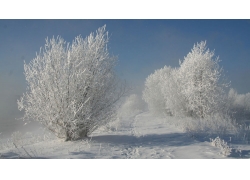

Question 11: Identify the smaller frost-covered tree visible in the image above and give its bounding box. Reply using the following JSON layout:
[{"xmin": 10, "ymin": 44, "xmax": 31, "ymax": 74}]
[
  {"xmin": 142, "ymin": 66, "xmax": 188, "ymax": 117},
  {"xmin": 17, "ymin": 25, "xmax": 125, "ymax": 141},
  {"xmin": 143, "ymin": 41, "xmax": 228, "ymax": 119},
  {"xmin": 178, "ymin": 41, "xmax": 227, "ymax": 118},
  {"xmin": 142, "ymin": 41, "xmax": 241, "ymax": 135},
  {"xmin": 142, "ymin": 67, "xmax": 170, "ymax": 115}
]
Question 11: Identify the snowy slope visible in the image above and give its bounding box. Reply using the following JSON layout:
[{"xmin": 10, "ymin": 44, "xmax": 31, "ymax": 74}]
[{"xmin": 1, "ymin": 111, "xmax": 250, "ymax": 159}]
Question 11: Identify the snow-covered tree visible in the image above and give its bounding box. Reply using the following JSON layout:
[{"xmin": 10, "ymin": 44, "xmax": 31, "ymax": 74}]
[
  {"xmin": 142, "ymin": 41, "xmax": 242, "ymax": 136},
  {"xmin": 178, "ymin": 41, "xmax": 227, "ymax": 118},
  {"xmin": 143, "ymin": 41, "xmax": 228, "ymax": 119},
  {"xmin": 142, "ymin": 66, "xmax": 188, "ymax": 117},
  {"xmin": 142, "ymin": 67, "xmax": 170, "ymax": 115},
  {"xmin": 17, "ymin": 25, "xmax": 125, "ymax": 141}
]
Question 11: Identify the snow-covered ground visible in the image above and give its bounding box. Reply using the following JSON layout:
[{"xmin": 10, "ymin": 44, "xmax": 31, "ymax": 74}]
[{"xmin": 1, "ymin": 111, "xmax": 250, "ymax": 159}]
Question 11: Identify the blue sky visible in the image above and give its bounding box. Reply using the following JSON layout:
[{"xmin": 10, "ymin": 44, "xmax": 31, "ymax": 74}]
[{"xmin": 1, "ymin": 19, "xmax": 250, "ymax": 135}]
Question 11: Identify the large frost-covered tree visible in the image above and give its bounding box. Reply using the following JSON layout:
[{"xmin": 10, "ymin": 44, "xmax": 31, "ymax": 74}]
[
  {"xmin": 17, "ymin": 25, "xmax": 125, "ymax": 141},
  {"xmin": 178, "ymin": 41, "xmax": 227, "ymax": 118}
]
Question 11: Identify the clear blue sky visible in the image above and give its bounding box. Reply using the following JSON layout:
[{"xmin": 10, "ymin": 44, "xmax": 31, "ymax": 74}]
[{"xmin": 1, "ymin": 19, "xmax": 250, "ymax": 135}]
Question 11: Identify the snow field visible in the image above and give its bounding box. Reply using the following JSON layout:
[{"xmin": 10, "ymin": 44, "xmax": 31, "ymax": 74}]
[{"xmin": 2, "ymin": 111, "xmax": 248, "ymax": 159}]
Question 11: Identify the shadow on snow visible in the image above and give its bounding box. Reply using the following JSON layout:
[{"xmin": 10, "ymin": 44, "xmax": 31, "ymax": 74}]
[{"xmin": 89, "ymin": 132, "xmax": 195, "ymax": 148}]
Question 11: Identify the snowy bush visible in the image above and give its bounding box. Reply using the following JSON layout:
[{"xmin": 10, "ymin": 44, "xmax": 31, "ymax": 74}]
[
  {"xmin": 17, "ymin": 25, "xmax": 125, "ymax": 141},
  {"xmin": 210, "ymin": 137, "xmax": 232, "ymax": 156},
  {"xmin": 164, "ymin": 112, "xmax": 238, "ymax": 137},
  {"xmin": 184, "ymin": 113, "xmax": 239, "ymax": 135}
]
